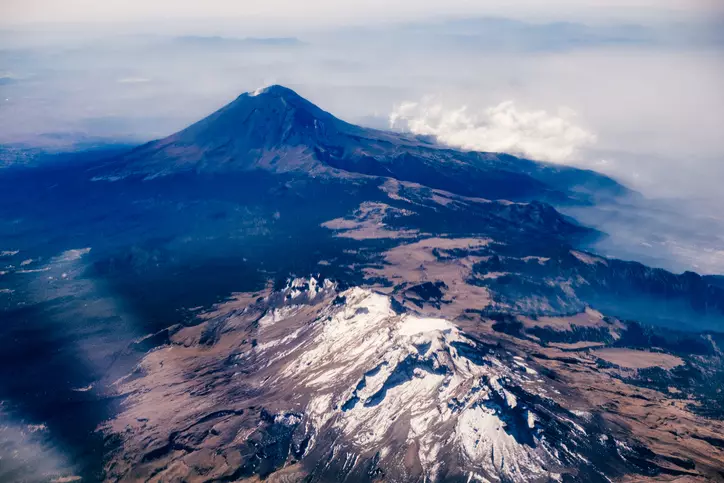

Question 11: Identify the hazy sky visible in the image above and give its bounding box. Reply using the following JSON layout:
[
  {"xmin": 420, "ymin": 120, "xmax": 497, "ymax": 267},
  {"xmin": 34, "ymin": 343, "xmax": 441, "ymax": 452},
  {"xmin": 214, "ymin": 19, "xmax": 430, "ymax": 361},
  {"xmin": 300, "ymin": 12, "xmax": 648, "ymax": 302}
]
[{"xmin": 3, "ymin": 0, "xmax": 722, "ymax": 27}]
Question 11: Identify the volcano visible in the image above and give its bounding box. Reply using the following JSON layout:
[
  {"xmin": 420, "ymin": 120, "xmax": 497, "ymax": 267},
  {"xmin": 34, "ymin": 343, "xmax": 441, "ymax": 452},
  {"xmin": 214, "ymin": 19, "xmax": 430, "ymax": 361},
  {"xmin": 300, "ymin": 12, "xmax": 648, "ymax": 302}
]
[{"xmin": 104, "ymin": 85, "xmax": 627, "ymax": 203}]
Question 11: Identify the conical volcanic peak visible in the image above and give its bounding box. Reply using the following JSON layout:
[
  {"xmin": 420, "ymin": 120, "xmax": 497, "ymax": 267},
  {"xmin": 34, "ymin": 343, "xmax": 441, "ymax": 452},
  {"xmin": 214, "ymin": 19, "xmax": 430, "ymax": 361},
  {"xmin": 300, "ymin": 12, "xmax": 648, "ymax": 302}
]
[
  {"xmin": 108, "ymin": 85, "xmax": 627, "ymax": 204},
  {"xmin": 226, "ymin": 84, "xmax": 338, "ymax": 125},
  {"xmin": 111, "ymin": 85, "xmax": 363, "ymax": 176},
  {"xmin": 175, "ymin": 84, "xmax": 358, "ymax": 150}
]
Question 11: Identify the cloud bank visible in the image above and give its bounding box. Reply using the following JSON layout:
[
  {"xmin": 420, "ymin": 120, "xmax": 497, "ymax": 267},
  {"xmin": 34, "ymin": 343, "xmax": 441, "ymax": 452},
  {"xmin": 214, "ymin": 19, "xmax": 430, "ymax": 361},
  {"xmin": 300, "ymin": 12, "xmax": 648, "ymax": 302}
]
[
  {"xmin": 389, "ymin": 99, "xmax": 596, "ymax": 163},
  {"xmin": 0, "ymin": 408, "xmax": 77, "ymax": 483}
]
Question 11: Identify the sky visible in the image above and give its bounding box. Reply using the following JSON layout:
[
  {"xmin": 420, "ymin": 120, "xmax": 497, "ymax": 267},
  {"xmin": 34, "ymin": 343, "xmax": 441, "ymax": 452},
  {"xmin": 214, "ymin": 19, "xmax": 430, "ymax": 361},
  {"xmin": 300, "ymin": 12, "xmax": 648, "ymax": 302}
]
[{"xmin": 3, "ymin": 0, "xmax": 722, "ymax": 26}]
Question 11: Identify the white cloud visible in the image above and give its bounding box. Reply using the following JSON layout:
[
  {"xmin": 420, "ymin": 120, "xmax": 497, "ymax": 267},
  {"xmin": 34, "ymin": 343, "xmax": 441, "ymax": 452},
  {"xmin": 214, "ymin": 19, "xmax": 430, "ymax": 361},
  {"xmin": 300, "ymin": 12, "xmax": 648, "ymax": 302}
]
[{"xmin": 389, "ymin": 98, "xmax": 596, "ymax": 164}]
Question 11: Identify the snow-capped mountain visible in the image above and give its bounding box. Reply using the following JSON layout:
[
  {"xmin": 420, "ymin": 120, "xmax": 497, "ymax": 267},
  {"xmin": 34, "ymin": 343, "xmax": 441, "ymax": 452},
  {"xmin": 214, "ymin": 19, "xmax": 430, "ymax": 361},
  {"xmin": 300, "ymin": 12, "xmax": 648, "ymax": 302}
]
[
  {"xmin": 105, "ymin": 277, "xmax": 715, "ymax": 482},
  {"xmin": 250, "ymin": 284, "xmax": 631, "ymax": 482}
]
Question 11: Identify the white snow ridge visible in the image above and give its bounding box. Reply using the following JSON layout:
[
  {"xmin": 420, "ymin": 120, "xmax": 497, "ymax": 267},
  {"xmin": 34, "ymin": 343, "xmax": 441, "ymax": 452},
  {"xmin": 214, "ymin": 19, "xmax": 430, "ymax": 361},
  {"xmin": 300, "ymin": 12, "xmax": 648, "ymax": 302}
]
[{"xmin": 252, "ymin": 285, "xmax": 591, "ymax": 482}]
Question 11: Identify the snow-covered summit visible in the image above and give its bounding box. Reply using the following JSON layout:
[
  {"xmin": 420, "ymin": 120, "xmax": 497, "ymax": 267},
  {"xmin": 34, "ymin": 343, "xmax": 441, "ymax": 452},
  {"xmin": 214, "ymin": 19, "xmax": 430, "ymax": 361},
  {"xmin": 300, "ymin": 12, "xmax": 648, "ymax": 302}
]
[{"xmin": 246, "ymin": 284, "xmax": 625, "ymax": 482}]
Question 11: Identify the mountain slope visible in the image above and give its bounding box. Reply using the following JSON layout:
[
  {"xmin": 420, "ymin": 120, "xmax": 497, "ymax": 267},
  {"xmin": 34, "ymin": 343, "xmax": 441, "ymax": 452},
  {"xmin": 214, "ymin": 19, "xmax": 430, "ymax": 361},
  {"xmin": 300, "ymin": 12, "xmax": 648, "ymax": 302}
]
[
  {"xmin": 103, "ymin": 85, "xmax": 627, "ymax": 203},
  {"xmin": 2, "ymin": 86, "xmax": 723, "ymax": 483}
]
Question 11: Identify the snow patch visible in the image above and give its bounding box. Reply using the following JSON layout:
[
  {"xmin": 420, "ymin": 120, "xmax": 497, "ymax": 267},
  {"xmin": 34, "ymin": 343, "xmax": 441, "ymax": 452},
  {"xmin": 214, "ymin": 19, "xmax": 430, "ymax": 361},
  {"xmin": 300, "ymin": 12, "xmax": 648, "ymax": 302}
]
[{"xmin": 398, "ymin": 316, "xmax": 455, "ymax": 336}]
